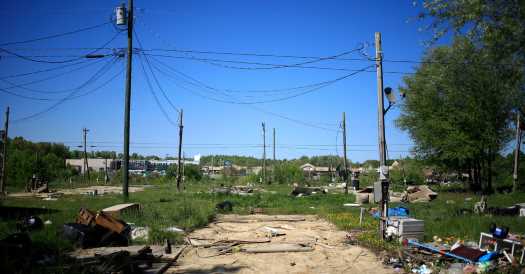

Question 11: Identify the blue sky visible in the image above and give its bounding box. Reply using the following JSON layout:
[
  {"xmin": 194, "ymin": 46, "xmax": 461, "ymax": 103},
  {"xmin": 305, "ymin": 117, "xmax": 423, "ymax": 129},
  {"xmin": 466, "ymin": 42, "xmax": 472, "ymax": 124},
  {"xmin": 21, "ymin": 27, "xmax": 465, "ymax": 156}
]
[{"xmin": 0, "ymin": 0, "xmax": 435, "ymax": 162}]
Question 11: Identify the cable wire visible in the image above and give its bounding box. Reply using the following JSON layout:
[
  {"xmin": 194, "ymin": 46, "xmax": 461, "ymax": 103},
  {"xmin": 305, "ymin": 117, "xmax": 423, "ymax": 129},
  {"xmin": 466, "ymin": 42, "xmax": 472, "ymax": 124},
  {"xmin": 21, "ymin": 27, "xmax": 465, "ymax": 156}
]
[
  {"xmin": 0, "ymin": 21, "xmax": 111, "ymax": 47},
  {"xmin": 0, "ymin": 30, "xmax": 122, "ymax": 64},
  {"xmin": 136, "ymin": 53, "xmax": 178, "ymax": 127},
  {"xmin": 12, "ymin": 57, "xmax": 118, "ymax": 123}
]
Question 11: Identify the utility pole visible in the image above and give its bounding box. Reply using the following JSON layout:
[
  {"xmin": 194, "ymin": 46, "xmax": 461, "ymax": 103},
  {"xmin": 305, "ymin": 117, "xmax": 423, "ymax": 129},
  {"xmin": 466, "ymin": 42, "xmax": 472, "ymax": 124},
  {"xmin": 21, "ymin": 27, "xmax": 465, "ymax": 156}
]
[
  {"xmin": 82, "ymin": 128, "xmax": 90, "ymax": 181},
  {"xmin": 342, "ymin": 112, "xmax": 349, "ymax": 194},
  {"xmin": 177, "ymin": 109, "xmax": 184, "ymax": 191},
  {"xmin": 122, "ymin": 0, "xmax": 134, "ymax": 200},
  {"xmin": 0, "ymin": 107, "xmax": 9, "ymax": 194},
  {"xmin": 272, "ymin": 128, "xmax": 276, "ymax": 183},
  {"xmin": 375, "ymin": 32, "xmax": 389, "ymax": 240},
  {"xmin": 513, "ymin": 111, "xmax": 522, "ymax": 192},
  {"xmin": 262, "ymin": 122, "xmax": 266, "ymax": 184}
]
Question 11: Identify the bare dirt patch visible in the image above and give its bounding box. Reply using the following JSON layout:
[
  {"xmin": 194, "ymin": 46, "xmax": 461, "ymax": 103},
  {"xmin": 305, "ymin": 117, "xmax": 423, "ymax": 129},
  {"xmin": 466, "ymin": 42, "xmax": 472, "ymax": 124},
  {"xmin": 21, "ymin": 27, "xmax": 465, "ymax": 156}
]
[{"xmin": 168, "ymin": 214, "xmax": 393, "ymax": 274}]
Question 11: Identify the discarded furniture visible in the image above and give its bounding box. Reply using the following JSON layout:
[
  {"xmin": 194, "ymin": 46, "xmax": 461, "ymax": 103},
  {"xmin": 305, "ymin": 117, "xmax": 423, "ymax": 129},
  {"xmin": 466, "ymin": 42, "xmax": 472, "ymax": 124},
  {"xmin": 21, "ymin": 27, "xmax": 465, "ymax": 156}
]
[{"xmin": 479, "ymin": 232, "xmax": 524, "ymax": 264}]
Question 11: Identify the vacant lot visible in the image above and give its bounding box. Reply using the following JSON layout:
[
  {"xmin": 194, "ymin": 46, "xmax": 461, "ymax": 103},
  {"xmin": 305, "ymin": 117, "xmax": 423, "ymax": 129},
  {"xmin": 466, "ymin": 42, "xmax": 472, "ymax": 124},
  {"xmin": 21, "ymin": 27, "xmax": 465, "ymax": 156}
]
[{"xmin": 170, "ymin": 214, "xmax": 392, "ymax": 274}]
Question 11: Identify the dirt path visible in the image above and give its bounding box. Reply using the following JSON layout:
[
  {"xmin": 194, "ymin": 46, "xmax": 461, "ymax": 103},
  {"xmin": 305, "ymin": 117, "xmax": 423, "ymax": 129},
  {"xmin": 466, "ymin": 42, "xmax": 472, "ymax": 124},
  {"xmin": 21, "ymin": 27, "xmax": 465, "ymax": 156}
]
[{"xmin": 168, "ymin": 214, "xmax": 393, "ymax": 274}]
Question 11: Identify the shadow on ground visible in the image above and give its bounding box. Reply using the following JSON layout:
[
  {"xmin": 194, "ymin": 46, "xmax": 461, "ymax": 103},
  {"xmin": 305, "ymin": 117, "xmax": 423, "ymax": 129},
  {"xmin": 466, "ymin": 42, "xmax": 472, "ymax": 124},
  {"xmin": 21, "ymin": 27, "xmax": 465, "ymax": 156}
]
[{"xmin": 0, "ymin": 206, "xmax": 59, "ymax": 220}]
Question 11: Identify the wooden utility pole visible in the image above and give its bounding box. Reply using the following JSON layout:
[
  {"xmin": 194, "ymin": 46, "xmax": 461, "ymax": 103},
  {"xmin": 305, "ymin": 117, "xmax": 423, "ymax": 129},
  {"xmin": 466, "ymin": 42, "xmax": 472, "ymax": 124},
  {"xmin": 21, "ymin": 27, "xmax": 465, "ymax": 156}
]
[
  {"xmin": 375, "ymin": 32, "xmax": 389, "ymax": 240},
  {"xmin": 0, "ymin": 107, "xmax": 9, "ymax": 194},
  {"xmin": 513, "ymin": 111, "xmax": 522, "ymax": 192},
  {"xmin": 82, "ymin": 128, "xmax": 90, "ymax": 180},
  {"xmin": 342, "ymin": 112, "xmax": 349, "ymax": 194},
  {"xmin": 272, "ymin": 128, "xmax": 276, "ymax": 183},
  {"xmin": 273, "ymin": 128, "xmax": 276, "ymax": 162},
  {"xmin": 122, "ymin": 0, "xmax": 134, "ymax": 199},
  {"xmin": 177, "ymin": 109, "xmax": 184, "ymax": 191},
  {"xmin": 262, "ymin": 122, "xmax": 266, "ymax": 184}
]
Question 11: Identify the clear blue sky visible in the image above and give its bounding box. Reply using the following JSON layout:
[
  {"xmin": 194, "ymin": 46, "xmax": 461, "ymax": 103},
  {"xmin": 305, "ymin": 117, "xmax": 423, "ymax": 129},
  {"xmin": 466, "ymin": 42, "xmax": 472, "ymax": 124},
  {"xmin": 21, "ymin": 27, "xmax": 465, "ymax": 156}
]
[{"xmin": 0, "ymin": 0, "xmax": 435, "ymax": 162}]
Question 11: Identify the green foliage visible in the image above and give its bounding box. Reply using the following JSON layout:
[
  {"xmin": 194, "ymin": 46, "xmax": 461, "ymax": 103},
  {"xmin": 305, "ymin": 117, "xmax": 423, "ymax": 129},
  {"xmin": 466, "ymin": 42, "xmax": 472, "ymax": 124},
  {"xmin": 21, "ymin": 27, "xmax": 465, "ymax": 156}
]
[
  {"xmin": 200, "ymin": 155, "xmax": 262, "ymax": 167},
  {"xmin": 165, "ymin": 164, "xmax": 178, "ymax": 179},
  {"xmin": 273, "ymin": 162, "xmax": 305, "ymax": 184},
  {"xmin": 184, "ymin": 164, "xmax": 202, "ymax": 181},
  {"xmin": 389, "ymin": 158, "xmax": 425, "ymax": 187},
  {"xmin": 6, "ymin": 137, "xmax": 71, "ymax": 188},
  {"xmin": 397, "ymin": 38, "xmax": 522, "ymax": 192}
]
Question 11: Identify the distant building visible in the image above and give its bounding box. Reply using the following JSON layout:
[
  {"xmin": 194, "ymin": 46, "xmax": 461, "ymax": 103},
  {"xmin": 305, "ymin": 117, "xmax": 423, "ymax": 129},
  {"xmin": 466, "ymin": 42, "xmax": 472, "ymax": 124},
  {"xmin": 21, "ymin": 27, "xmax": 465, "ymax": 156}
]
[
  {"xmin": 66, "ymin": 158, "xmax": 117, "ymax": 174},
  {"xmin": 66, "ymin": 154, "xmax": 201, "ymax": 175},
  {"xmin": 300, "ymin": 163, "xmax": 333, "ymax": 180}
]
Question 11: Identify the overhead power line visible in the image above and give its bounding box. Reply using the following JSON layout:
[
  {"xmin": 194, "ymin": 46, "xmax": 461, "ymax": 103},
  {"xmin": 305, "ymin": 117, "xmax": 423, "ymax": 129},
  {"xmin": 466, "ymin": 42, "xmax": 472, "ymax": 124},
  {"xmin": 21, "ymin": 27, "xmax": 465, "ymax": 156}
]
[
  {"xmin": 11, "ymin": 57, "xmax": 119, "ymax": 123},
  {"xmin": 0, "ymin": 21, "xmax": 111, "ymax": 47},
  {"xmin": 0, "ymin": 30, "xmax": 122, "ymax": 64},
  {"xmin": 134, "ymin": 30, "xmax": 181, "ymax": 114},
  {"xmin": 137, "ymin": 53, "xmax": 179, "ymax": 127}
]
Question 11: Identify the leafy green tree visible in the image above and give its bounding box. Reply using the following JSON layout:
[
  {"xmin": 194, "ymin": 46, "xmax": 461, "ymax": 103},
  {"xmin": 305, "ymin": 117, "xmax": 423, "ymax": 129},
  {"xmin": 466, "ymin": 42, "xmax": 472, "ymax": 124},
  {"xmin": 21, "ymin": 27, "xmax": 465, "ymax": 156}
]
[
  {"xmin": 184, "ymin": 164, "xmax": 202, "ymax": 181},
  {"xmin": 273, "ymin": 162, "xmax": 304, "ymax": 184},
  {"xmin": 397, "ymin": 38, "xmax": 522, "ymax": 192}
]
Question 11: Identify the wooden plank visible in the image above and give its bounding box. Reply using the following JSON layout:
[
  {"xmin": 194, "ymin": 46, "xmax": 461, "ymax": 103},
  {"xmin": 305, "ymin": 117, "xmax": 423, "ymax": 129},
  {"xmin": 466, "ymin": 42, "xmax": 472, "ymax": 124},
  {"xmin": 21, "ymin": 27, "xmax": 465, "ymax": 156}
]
[
  {"xmin": 102, "ymin": 203, "xmax": 140, "ymax": 217},
  {"xmin": 241, "ymin": 243, "xmax": 314, "ymax": 253}
]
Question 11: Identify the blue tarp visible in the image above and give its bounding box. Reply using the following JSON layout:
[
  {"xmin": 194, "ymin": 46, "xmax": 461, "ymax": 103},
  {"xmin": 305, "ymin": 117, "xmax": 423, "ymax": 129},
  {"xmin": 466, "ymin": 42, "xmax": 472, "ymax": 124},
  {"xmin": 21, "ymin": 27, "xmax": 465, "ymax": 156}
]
[{"xmin": 373, "ymin": 207, "xmax": 409, "ymax": 219}]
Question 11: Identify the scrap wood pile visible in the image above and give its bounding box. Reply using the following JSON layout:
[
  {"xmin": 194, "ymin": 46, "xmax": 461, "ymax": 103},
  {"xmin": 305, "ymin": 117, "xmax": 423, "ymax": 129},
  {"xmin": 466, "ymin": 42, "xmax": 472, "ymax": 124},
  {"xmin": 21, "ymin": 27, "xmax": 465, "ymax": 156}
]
[{"xmin": 65, "ymin": 245, "xmax": 186, "ymax": 274}]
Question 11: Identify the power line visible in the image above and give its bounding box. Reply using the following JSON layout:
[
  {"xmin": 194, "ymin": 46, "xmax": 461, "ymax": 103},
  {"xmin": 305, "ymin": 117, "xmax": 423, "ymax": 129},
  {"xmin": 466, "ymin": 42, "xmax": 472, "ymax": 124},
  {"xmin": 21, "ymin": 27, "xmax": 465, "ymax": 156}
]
[
  {"xmin": 0, "ymin": 60, "xmax": 88, "ymax": 80},
  {"xmin": 146, "ymin": 57, "xmax": 354, "ymax": 133},
  {"xmin": 0, "ymin": 21, "xmax": 111, "ymax": 47},
  {"xmin": 136, "ymin": 52, "xmax": 178, "ymax": 127},
  {"xmin": 0, "ymin": 60, "xmax": 122, "ymax": 100},
  {"xmin": 0, "ymin": 30, "xmax": 122, "ymax": 64},
  {"xmin": 11, "ymin": 57, "xmax": 118, "ymax": 123},
  {"xmin": 0, "ymin": 58, "xmax": 108, "ymax": 93},
  {"xmin": 134, "ymin": 30, "xmax": 181, "ymax": 114}
]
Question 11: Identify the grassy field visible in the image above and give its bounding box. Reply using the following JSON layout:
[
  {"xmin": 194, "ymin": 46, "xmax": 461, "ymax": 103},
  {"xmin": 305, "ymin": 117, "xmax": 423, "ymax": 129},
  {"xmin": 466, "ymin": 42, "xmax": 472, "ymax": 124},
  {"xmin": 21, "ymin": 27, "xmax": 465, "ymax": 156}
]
[{"xmin": 1, "ymin": 180, "xmax": 524, "ymax": 258}]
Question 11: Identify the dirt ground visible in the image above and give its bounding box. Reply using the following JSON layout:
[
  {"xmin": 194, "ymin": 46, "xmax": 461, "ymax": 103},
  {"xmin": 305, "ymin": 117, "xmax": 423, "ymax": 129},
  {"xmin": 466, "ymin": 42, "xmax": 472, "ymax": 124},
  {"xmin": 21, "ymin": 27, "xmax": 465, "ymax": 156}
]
[{"xmin": 167, "ymin": 214, "xmax": 393, "ymax": 274}]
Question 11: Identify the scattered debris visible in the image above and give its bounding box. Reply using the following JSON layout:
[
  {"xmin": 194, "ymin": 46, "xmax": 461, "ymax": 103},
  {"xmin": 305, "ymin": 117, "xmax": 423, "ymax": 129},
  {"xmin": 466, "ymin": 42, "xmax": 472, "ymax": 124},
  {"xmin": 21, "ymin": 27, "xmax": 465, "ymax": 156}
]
[
  {"xmin": 102, "ymin": 203, "xmax": 141, "ymax": 218},
  {"xmin": 130, "ymin": 225, "xmax": 149, "ymax": 241},
  {"xmin": 164, "ymin": 226, "xmax": 184, "ymax": 233},
  {"xmin": 343, "ymin": 203, "xmax": 360, "ymax": 207},
  {"xmin": 63, "ymin": 208, "xmax": 131, "ymax": 248},
  {"xmin": 402, "ymin": 185, "xmax": 438, "ymax": 203},
  {"xmin": 211, "ymin": 185, "xmax": 255, "ymax": 195},
  {"xmin": 67, "ymin": 245, "xmax": 186, "ymax": 274},
  {"xmin": 290, "ymin": 185, "xmax": 327, "ymax": 196},
  {"xmin": 241, "ymin": 243, "xmax": 314, "ymax": 253}
]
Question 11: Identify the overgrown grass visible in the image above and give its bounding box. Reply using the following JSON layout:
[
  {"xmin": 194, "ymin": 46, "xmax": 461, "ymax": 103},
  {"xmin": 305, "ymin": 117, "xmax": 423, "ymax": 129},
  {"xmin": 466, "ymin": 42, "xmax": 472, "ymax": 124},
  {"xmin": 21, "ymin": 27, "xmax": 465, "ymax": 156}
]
[{"xmin": 1, "ymin": 181, "xmax": 524, "ymax": 261}]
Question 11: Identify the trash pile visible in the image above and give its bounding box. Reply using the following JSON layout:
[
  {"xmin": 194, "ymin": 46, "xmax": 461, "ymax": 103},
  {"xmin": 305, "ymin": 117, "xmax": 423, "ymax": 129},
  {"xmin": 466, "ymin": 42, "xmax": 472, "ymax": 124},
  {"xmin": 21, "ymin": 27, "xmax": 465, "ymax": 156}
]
[
  {"xmin": 383, "ymin": 224, "xmax": 525, "ymax": 273},
  {"xmin": 65, "ymin": 245, "xmax": 184, "ymax": 274},
  {"xmin": 62, "ymin": 208, "xmax": 131, "ymax": 248},
  {"xmin": 211, "ymin": 185, "xmax": 256, "ymax": 195},
  {"xmin": 290, "ymin": 184, "xmax": 328, "ymax": 197},
  {"xmin": 356, "ymin": 185, "xmax": 438, "ymax": 204}
]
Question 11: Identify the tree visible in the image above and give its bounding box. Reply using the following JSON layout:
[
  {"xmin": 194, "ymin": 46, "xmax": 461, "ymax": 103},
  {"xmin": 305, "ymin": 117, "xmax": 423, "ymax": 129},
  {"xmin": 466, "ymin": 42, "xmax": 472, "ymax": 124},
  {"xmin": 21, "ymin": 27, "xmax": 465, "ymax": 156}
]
[
  {"xmin": 397, "ymin": 38, "xmax": 522, "ymax": 192},
  {"xmin": 273, "ymin": 162, "xmax": 304, "ymax": 184},
  {"xmin": 184, "ymin": 164, "xmax": 203, "ymax": 181},
  {"xmin": 419, "ymin": 0, "xmax": 525, "ymax": 65}
]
